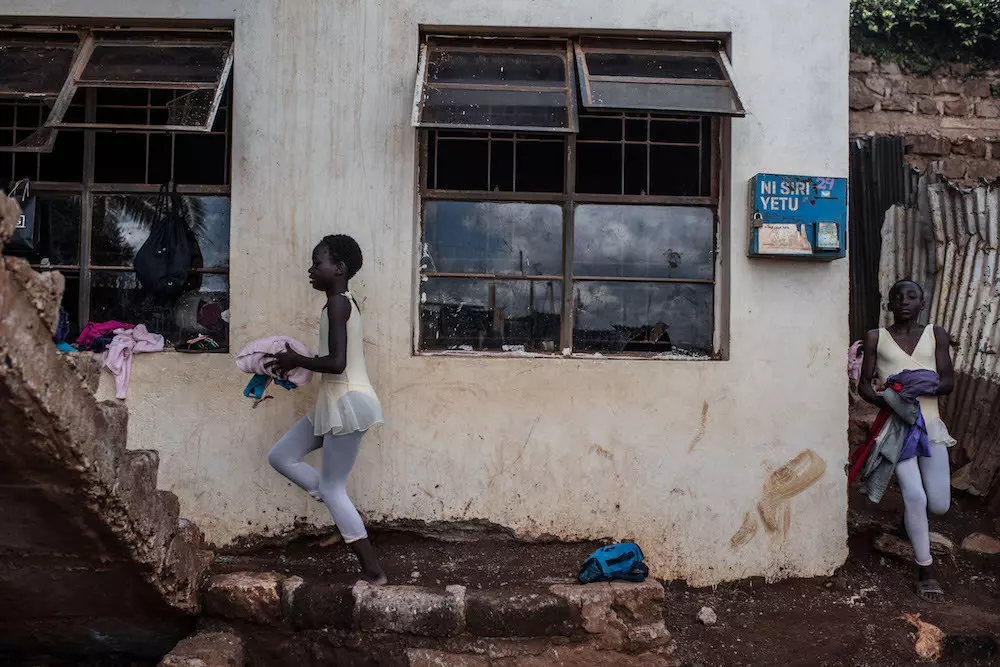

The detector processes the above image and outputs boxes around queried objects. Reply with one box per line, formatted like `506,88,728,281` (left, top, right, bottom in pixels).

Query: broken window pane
91,195,231,269
574,205,714,280
577,43,745,116
0,37,78,96
420,277,562,352
572,281,712,355
90,271,229,346
422,201,562,275
81,44,229,85
415,39,575,132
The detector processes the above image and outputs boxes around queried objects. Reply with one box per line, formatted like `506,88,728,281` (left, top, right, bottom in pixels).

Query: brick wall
850,54,1000,183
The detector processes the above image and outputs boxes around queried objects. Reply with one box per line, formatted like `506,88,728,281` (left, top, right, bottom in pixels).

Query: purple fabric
886,369,939,460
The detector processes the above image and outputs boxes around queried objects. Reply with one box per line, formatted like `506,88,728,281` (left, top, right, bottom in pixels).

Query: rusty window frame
574,39,745,117
43,30,233,134
416,112,720,357
17,83,233,332
0,31,88,153
412,36,579,134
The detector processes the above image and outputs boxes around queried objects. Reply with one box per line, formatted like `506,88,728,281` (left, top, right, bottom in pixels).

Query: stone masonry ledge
202,571,671,652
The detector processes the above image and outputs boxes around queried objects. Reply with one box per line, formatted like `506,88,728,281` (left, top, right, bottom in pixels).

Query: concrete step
200,570,675,665
61,351,104,396
115,449,161,517
93,400,128,480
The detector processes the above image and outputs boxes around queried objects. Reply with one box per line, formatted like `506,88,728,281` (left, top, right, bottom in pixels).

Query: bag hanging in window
6,179,38,255
134,184,195,299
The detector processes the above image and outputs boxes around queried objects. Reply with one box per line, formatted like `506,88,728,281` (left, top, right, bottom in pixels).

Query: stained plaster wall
8,0,849,585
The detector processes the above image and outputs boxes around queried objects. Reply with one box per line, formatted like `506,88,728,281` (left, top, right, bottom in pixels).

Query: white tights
895,444,951,566
268,417,368,543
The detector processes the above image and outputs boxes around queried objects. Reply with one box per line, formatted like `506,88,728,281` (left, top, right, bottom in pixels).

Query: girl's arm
858,329,889,410
265,295,350,376
933,325,955,396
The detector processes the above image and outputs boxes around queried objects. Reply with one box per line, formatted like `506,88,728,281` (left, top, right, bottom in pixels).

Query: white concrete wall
9,0,850,585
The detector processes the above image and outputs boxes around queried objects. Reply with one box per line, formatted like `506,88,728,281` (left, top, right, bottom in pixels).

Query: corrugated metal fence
852,137,1000,505
848,137,915,342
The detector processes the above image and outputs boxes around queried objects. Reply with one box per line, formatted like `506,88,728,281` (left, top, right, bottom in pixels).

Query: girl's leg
919,444,952,516
268,417,323,499
896,456,932,565
896,455,944,601
318,430,386,583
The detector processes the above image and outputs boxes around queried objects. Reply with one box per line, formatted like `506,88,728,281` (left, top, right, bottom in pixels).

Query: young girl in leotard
265,234,386,584
858,279,955,602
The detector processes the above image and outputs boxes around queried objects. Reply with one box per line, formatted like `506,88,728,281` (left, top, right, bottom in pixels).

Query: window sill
417,349,717,361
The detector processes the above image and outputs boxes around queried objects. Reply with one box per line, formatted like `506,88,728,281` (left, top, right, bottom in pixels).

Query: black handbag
134,184,194,298
7,179,38,254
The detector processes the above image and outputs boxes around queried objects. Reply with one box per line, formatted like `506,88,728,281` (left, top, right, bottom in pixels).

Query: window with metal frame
2,27,233,349
412,37,578,133
418,112,719,357
0,27,232,153
574,38,745,116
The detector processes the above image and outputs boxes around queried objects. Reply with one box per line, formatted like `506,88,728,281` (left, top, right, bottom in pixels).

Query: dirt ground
216,485,1000,667
664,486,1000,667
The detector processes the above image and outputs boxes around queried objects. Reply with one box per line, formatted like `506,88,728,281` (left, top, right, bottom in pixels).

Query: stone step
115,449,161,517
202,571,673,658
61,351,104,396
93,400,128,481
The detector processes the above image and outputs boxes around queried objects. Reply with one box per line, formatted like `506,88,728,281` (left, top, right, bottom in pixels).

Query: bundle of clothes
235,336,313,406
849,367,940,503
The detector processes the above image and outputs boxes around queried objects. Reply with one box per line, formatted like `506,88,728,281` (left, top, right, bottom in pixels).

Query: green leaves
851,0,1000,70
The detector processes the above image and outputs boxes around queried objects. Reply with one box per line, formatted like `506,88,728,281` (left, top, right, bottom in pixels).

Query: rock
696,606,717,626
465,589,575,637
875,533,914,561
407,649,491,667
282,577,354,631
961,533,1000,555
354,583,466,637
159,632,244,667
0,194,21,247
3,256,65,334
550,580,670,652
203,571,285,623
929,532,955,555
507,645,675,666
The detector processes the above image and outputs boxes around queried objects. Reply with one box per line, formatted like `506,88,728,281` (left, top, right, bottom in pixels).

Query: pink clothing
77,320,133,349
103,325,165,399
236,336,313,387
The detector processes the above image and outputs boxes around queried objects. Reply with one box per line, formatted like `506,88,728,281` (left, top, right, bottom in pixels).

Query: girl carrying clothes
265,234,386,585
858,279,955,602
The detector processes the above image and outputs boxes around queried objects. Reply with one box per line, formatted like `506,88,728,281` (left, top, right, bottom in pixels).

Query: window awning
574,39,745,117
412,37,578,133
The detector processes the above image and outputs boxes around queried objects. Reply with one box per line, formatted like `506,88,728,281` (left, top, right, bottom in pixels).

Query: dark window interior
2,81,232,347
420,111,718,356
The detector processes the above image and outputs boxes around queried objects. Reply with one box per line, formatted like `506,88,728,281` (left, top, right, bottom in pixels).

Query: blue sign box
747,173,848,260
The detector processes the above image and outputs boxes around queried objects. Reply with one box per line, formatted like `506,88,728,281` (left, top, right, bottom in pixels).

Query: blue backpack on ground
578,542,649,584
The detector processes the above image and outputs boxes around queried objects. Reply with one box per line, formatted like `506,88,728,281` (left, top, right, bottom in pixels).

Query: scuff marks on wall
688,401,709,453
757,450,827,533
730,511,758,549
730,449,827,549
